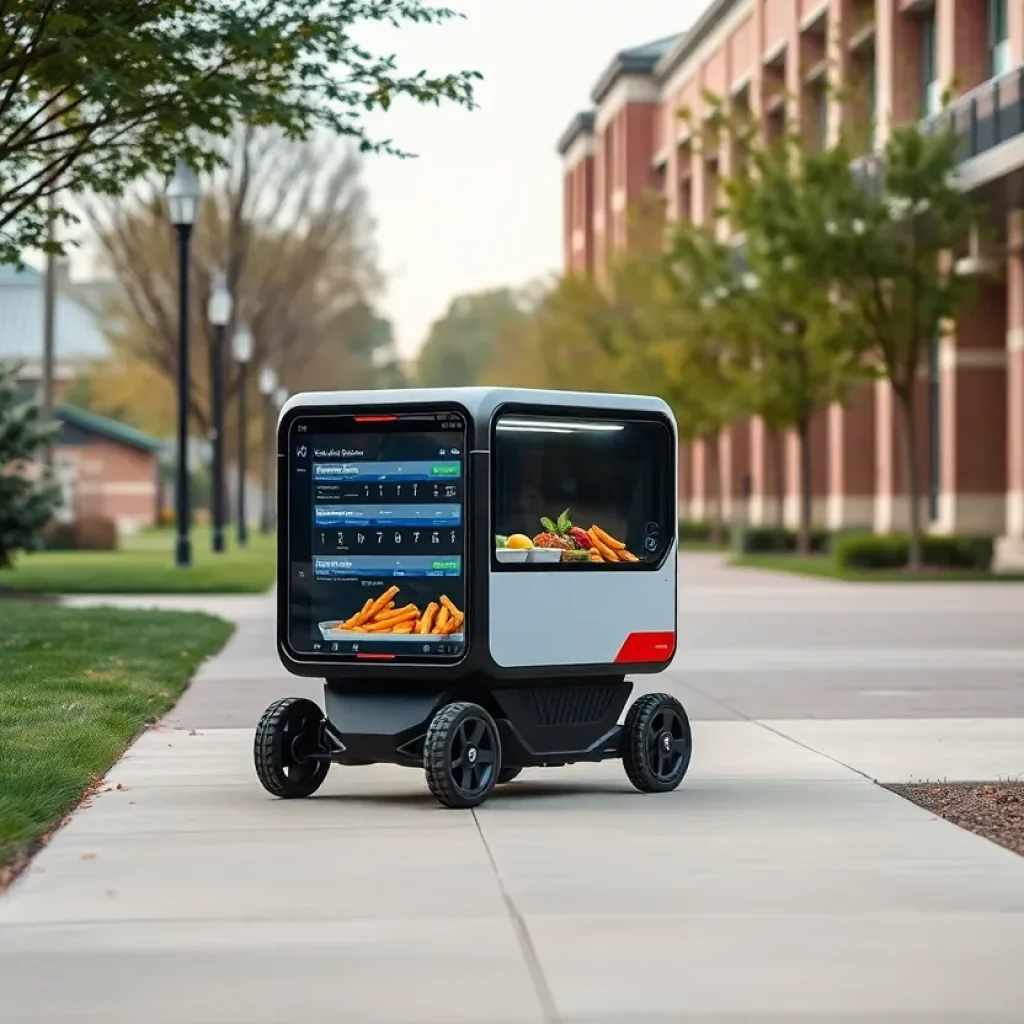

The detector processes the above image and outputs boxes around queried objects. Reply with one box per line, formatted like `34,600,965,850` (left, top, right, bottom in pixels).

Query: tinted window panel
492,412,673,569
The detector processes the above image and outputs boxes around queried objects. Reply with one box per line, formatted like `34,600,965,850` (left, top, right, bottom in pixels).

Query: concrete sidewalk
8,563,1019,1021
1,719,1023,1023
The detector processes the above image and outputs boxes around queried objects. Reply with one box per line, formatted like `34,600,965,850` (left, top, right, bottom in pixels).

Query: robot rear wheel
424,701,502,809
254,697,331,799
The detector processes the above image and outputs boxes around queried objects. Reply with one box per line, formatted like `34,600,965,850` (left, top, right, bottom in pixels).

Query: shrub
733,525,831,555
833,533,995,572
832,532,906,570
42,521,77,551
72,515,119,551
678,519,713,542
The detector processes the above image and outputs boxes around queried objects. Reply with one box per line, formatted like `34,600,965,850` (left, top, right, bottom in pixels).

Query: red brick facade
558,0,1024,567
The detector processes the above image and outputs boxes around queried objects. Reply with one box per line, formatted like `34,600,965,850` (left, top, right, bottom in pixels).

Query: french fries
588,525,639,563
333,590,464,636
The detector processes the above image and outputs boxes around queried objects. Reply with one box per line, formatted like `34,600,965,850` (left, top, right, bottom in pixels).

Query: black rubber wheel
424,702,501,809
497,766,522,784
622,693,692,794
254,697,330,799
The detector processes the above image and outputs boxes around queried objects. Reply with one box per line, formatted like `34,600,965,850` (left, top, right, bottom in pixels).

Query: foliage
751,112,977,566
417,287,538,388
832,532,994,572
666,107,874,551
0,364,61,568
79,129,398,460
0,0,480,265
731,525,832,556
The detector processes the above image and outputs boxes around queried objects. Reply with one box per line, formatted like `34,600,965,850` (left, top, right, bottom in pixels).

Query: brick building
558,0,1024,567
1,262,162,534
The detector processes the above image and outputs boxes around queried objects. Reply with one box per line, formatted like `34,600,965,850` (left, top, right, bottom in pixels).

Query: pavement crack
472,809,560,1024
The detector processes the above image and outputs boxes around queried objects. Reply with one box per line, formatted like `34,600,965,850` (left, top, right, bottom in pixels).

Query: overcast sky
356,0,698,358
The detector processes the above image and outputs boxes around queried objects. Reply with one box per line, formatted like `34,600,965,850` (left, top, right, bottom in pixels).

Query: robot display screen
286,411,467,661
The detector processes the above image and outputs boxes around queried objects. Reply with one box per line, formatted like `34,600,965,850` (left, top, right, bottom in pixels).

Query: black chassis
277,395,677,771
315,675,635,769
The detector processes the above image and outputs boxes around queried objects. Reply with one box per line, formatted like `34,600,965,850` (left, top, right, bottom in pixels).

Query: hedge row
832,532,994,571
680,519,995,572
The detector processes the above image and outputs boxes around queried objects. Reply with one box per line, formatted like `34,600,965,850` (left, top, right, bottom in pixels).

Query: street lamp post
258,365,278,534
233,323,254,547
166,161,201,568
207,272,232,554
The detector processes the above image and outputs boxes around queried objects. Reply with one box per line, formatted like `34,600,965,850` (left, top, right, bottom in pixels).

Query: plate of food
319,586,465,641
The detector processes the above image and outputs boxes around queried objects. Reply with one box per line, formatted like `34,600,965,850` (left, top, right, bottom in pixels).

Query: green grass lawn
731,553,1024,582
0,527,276,594
0,602,233,880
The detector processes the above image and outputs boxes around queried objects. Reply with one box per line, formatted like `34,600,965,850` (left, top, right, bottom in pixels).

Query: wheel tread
253,696,329,799
423,701,501,809
622,692,691,794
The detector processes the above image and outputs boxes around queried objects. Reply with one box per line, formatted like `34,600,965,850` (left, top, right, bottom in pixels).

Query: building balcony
852,64,1024,197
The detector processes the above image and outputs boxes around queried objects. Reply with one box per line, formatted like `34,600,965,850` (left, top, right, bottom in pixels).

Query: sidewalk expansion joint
472,809,561,1024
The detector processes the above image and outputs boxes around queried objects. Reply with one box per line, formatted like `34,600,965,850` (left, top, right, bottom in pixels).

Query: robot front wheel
254,697,331,799
622,692,693,794
424,701,504,809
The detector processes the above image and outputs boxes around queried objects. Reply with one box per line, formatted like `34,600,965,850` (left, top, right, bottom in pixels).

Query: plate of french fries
319,585,465,640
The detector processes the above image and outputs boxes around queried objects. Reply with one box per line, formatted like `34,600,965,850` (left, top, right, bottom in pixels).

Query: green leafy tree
696,121,875,552
819,120,978,568
417,288,536,387
0,0,480,264
655,225,750,542
0,365,61,566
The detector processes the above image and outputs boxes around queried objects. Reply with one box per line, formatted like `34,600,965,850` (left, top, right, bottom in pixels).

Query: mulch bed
885,782,1024,857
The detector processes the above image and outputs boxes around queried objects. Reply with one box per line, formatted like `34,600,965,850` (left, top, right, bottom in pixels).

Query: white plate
495,547,529,563
527,547,563,563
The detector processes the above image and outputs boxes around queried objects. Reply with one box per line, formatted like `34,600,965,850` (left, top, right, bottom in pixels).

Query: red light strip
355,652,395,660
353,415,398,422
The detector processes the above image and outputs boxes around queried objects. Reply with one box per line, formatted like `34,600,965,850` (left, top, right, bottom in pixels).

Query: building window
921,13,941,117
989,0,1010,77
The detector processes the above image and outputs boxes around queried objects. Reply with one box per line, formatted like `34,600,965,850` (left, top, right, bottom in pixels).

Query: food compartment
491,412,673,569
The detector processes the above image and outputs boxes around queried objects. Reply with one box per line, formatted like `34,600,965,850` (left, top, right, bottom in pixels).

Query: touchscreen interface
286,411,466,661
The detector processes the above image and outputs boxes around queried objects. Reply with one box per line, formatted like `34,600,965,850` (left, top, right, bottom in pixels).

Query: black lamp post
258,364,278,534
166,161,201,568
207,272,232,554
233,322,253,547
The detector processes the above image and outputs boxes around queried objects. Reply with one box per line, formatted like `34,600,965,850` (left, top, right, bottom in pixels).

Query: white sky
357,0,699,358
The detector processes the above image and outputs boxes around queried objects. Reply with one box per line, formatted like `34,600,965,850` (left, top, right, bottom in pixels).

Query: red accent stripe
614,631,676,664
355,652,395,660
354,415,398,422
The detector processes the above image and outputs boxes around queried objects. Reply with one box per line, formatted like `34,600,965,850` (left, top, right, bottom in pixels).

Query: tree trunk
895,385,923,570
770,429,785,548
797,417,813,555
706,434,725,545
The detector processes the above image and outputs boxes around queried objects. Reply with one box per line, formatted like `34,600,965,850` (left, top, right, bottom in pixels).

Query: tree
0,364,60,566
691,121,875,552
0,0,480,265
822,120,978,568
417,287,537,388
86,127,383,439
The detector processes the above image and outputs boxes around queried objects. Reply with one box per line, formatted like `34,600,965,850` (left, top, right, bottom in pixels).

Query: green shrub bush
678,519,713,542
832,533,994,572
732,525,831,555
